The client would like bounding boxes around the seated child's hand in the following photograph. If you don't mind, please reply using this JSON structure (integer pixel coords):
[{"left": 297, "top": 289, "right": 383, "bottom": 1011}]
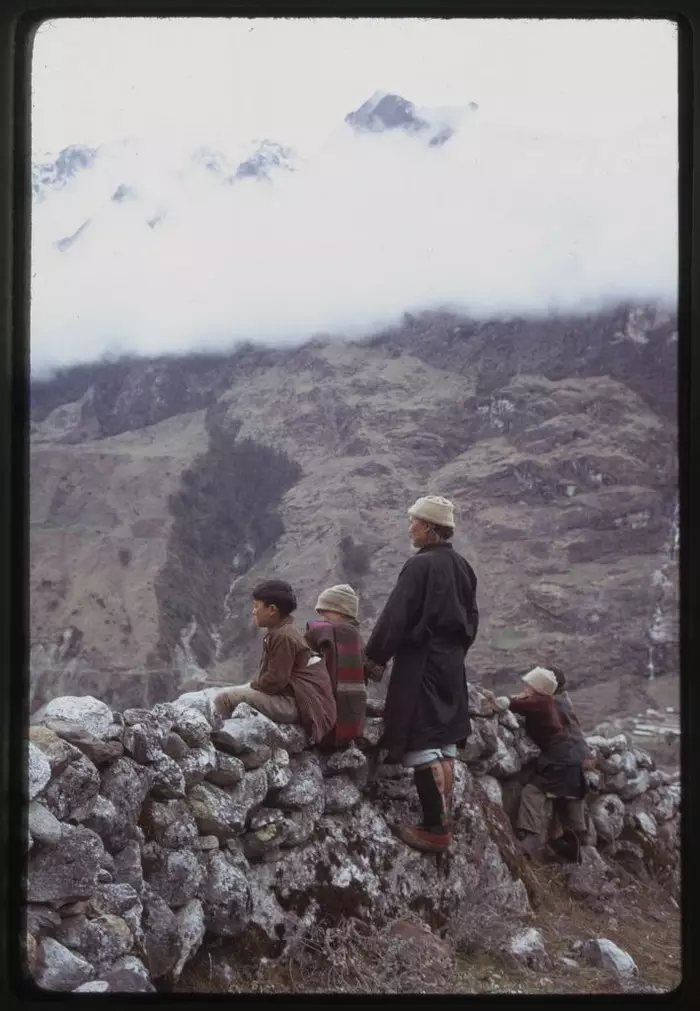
[
  {"left": 213, "top": 693, "right": 231, "bottom": 718},
  {"left": 364, "top": 658, "right": 385, "bottom": 683}
]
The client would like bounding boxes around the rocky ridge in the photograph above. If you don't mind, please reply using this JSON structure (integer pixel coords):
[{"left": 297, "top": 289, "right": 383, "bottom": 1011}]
[
  {"left": 29, "top": 305, "right": 678, "bottom": 723},
  {"left": 24, "top": 685, "right": 680, "bottom": 993},
  {"left": 32, "top": 90, "right": 470, "bottom": 211}
]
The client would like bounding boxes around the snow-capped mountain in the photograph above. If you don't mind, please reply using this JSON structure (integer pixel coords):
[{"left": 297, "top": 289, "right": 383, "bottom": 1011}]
[
  {"left": 31, "top": 92, "right": 475, "bottom": 254},
  {"left": 344, "top": 91, "right": 478, "bottom": 146},
  {"left": 233, "top": 139, "right": 299, "bottom": 180},
  {"left": 33, "top": 134, "right": 304, "bottom": 252},
  {"left": 33, "top": 135, "right": 300, "bottom": 204},
  {"left": 32, "top": 144, "right": 99, "bottom": 199},
  {"left": 190, "top": 140, "right": 298, "bottom": 182}
]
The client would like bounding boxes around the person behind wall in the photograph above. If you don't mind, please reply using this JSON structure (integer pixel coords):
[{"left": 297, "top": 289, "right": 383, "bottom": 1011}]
[
  {"left": 548, "top": 666, "right": 595, "bottom": 855},
  {"left": 484, "top": 666, "right": 588, "bottom": 863},
  {"left": 304, "top": 583, "right": 384, "bottom": 748},
  {"left": 213, "top": 580, "right": 337, "bottom": 746},
  {"left": 551, "top": 666, "right": 592, "bottom": 763},
  {"left": 364, "top": 495, "right": 479, "bottom": 854}
]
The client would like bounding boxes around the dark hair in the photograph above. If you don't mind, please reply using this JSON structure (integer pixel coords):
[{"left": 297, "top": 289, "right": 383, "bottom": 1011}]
[
  {"left": 428, "top": 522, "right": 454, "bottom": 541},
  {"left": 550, "top": 665, "right": 566, "bottom": 693},
  {"left": 252, "top": 580, "right": 297, "bottom": 617}
]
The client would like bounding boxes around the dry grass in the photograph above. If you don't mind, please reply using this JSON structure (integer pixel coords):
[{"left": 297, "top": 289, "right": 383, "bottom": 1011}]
[
  {"left": 445, "top": 891, "right": 524, "bottom": 957},
  {"left": 178, "top": 859, "right": 681, "bottom": 997},
  {"left": 180, "top": 914, "right": 457, "bottom": 995},
  {"left": 453, "top": 861, "right": 680, "bottom": 996},
  {"left": 519, "top": 861, "right": 681, "bottom": 994},
  {"left": 281, "top": 917, "right": 457, "bottom": 994}
]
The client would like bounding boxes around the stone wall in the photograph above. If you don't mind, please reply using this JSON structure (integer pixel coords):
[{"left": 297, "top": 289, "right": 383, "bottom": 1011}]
[{"left": 25, "top": 686, "right": 680, "bottom": 993}]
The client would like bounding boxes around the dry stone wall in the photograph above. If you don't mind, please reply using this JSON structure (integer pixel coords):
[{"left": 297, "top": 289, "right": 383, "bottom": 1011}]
[{"left": 24, "top": 686, "right": 680, "bottom": 993}]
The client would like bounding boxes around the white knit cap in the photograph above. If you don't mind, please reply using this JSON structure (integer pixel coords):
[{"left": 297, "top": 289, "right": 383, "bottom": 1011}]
[
  {"left": 315, "top": 584, "right": 359, "bottom": 620},
  {"left": 522, "top": 666, "right": 558, "bottom": 696},
  {"left": 408, "top": 495, "right": 455, "bottom": 530}
]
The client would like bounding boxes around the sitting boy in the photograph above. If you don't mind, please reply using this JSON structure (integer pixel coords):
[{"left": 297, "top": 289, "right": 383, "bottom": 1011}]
[
  {"left": 213, "top": 580, "right": 337, "bottom": 746},
  {"left": 305, "top": 583, "right": 384, "bottom": 747}
]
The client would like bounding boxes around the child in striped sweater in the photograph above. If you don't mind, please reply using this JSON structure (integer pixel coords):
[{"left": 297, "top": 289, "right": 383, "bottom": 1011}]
[{"left": 305, "top": 584, "right": 384, "bottom": 748}]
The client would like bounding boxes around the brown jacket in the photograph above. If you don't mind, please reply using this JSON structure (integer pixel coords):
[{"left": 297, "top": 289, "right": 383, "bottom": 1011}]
[{"left": 251, "top": 618, "right": 337, "bottom": 744}]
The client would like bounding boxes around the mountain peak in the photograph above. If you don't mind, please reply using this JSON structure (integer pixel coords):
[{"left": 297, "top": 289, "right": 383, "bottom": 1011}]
[
  {"left": 233, "top": 139, "right": 298, "bottom": 181},
  {"left": 345, "top": 92, "right": 474, "bottom": 147},
  {"left": 346, "top": 92, "right": 423, "bottom": 132},
  {"left": 33, "top": 143, "right": 99, "bottom": 199}
]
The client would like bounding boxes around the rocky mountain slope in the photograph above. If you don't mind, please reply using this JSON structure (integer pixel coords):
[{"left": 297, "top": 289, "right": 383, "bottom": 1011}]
[{"left": 29, "top": 303, "right": 678, "bottom": 720}]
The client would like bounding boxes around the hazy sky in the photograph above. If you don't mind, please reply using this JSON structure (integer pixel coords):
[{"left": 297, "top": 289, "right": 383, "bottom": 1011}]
[
  {"left": 33, "top": 17, "right": 677, "bottom": 153},
  {"left": 30, "top": 17, "right": 678, "bottom": 373}
]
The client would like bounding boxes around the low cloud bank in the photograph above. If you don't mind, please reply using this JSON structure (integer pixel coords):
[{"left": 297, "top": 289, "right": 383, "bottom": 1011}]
[{"left": 30, "top": 113, "right": 677, "bottom": 375}]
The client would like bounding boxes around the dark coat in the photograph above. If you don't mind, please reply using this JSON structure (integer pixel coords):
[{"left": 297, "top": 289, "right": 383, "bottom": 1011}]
[
  {"left": 554, "top": 691, "right": 591, "bottom": 763},
  {"left": 365, "top": 542, "right": 479, "bottom": 759},
  {"left": 531, "top": 742, "right": 588, "bottom": 799}
]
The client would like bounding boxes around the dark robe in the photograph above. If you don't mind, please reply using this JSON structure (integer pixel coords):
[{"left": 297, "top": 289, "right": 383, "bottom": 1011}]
[
  {"left": 554, "top": 690, "right": 591, "bottom": 763},
  {"left": 365, "top": 542, "right": 479, "bottom": 759}
]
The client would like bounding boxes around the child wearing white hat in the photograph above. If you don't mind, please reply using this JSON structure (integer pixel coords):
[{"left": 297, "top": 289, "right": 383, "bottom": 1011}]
[{"left": 483, "top": 665, "right": 588, "bottom": 863}]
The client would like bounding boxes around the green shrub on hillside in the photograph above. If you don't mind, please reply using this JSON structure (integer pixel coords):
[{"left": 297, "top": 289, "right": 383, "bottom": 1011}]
[{"left": 155, "top": 419, "right": 301, "bottom": 667}]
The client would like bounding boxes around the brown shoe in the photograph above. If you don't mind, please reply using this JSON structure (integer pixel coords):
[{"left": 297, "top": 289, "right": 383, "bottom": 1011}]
[{"left": 397, "top": 824, "right": 452, "bottom": 853}]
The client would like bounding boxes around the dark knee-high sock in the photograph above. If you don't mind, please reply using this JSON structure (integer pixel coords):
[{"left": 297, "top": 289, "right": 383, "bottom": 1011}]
[{"left": 413, "top": 763, "right": 448, "bottom": 834}]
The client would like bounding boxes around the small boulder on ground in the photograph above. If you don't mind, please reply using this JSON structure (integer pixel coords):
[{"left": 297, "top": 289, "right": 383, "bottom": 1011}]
[
  {"left": 580, "top": 938, "right": 638, "bottom": 976},
  {"left": 504, "top": 927, "right": 552, "bottom": 970},
  {"left": 564, "top": 846, "right": 617, "bottom": 900}
]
